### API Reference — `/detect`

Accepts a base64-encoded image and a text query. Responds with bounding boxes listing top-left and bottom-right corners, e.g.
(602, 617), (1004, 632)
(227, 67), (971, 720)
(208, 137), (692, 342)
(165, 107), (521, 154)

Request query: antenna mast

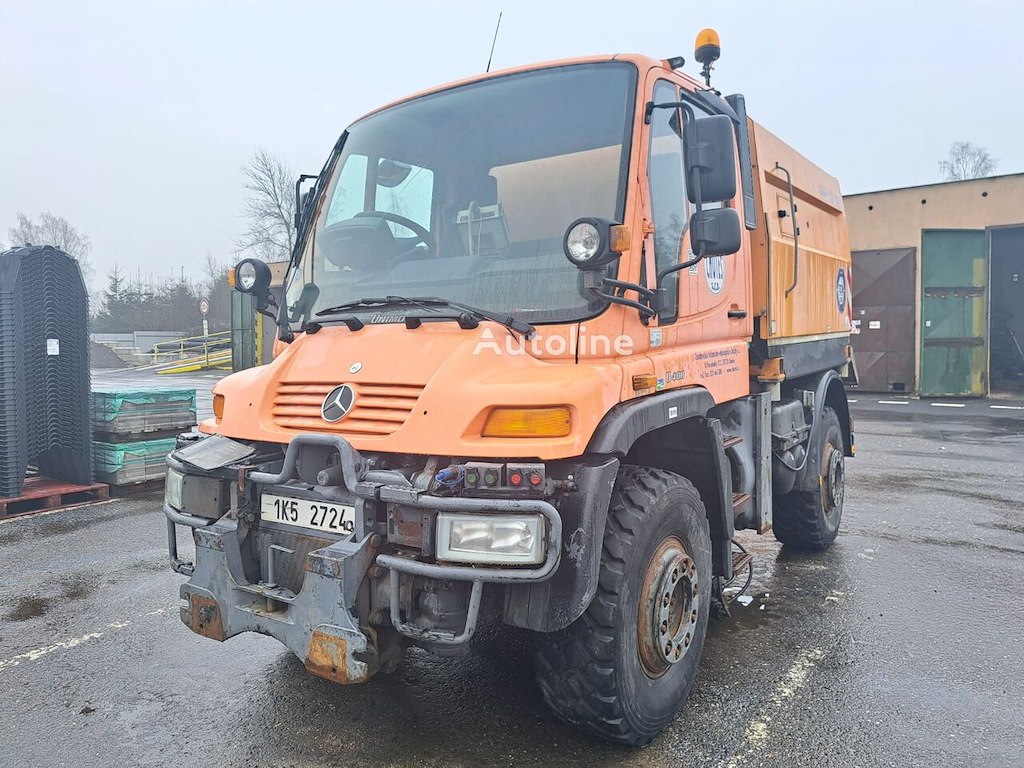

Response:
(486, 12), (503, 73)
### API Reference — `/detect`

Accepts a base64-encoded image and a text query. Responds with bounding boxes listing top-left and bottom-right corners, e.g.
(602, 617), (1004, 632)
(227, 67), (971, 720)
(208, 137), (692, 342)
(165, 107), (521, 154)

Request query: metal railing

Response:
(150, 331), (232, 371)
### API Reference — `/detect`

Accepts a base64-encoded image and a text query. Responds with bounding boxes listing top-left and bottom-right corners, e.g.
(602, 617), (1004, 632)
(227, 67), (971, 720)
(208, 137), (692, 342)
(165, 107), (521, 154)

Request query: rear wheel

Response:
(773, 406), (845, 550)
(533, 466), (712, 746)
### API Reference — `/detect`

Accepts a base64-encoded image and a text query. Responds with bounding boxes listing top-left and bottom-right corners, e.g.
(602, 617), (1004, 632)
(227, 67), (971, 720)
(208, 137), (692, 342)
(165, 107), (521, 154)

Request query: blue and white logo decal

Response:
(704, 255), (725, 295)
(836, 268), (847, 313)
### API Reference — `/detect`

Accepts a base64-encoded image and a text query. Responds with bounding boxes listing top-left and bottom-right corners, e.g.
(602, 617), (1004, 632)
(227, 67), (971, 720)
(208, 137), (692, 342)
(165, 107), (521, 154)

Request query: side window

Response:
(374, 160), (434, 237)
(324, 154), (368, 226)
(647, 83), (720, 322)
(648, 81), (687, 322)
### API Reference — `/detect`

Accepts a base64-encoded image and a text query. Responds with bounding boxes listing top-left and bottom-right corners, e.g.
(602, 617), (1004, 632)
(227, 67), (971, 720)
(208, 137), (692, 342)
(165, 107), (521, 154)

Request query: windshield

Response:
(284, 62), (637, 327)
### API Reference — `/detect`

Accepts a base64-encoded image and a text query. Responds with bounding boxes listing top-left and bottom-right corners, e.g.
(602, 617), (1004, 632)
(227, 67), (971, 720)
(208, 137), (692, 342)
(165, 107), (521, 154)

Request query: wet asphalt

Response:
(1, 395), (1022, 767)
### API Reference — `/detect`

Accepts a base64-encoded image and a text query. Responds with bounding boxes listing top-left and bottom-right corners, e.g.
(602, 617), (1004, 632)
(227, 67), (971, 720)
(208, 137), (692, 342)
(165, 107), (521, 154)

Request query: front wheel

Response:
(533, 466), (712, 746)
(773, 406), (846, 550)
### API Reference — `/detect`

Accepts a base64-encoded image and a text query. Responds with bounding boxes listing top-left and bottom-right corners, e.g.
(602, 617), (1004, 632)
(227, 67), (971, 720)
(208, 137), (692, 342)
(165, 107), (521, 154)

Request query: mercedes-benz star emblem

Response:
(321, 384), (356, 423)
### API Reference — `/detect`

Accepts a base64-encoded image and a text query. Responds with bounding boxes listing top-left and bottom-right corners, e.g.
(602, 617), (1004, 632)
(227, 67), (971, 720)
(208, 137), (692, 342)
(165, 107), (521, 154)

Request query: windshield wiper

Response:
(317, 295), (534, 337)
(316, 296), (449, 316)
(427, 298), (535, 337)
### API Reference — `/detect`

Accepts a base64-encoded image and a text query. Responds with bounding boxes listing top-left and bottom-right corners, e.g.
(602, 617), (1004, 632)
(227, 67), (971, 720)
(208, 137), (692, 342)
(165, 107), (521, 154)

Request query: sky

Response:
(1, 0), (1021, 289)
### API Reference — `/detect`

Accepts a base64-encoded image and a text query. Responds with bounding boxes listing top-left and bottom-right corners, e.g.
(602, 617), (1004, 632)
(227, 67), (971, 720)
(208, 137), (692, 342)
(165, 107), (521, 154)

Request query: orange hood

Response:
(205, 322), (624, 460)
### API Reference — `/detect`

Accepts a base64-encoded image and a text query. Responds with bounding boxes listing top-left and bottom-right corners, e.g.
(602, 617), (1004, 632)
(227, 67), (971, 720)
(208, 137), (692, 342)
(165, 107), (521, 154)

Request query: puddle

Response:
(5, 595), (53, 621)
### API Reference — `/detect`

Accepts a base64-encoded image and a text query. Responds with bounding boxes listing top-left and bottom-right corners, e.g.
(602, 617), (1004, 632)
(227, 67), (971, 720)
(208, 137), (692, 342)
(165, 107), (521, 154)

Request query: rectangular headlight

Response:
(435, 513), (545, 565)
(165, 468), (184, 510)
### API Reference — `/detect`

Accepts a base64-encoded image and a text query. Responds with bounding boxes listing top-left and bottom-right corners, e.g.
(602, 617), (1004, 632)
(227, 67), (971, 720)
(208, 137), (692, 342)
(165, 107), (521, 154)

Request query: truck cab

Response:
(165, 40), (853, 746)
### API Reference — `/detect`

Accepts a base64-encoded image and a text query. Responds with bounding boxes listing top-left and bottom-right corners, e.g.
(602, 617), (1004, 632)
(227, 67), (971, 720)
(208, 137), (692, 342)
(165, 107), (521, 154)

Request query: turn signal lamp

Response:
(213, 394), (225, 420)
(609, 225), (631, 254)
(482, 407), (571, 438)
(632, 374), (658, 391)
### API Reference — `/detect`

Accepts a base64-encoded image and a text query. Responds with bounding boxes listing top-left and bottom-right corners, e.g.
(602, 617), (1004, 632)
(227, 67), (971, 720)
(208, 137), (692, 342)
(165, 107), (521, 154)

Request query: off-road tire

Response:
(533, 466), (712, 746)
(773, 406), (845, 550)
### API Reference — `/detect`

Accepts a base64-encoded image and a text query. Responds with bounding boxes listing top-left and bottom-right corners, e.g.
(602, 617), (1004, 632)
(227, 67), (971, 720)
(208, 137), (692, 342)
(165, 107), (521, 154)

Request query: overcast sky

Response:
(1, 0), (1020, 287)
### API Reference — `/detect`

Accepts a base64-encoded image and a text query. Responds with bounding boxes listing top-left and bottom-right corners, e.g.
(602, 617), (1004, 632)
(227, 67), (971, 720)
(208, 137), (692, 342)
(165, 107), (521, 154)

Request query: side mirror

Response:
(297, 189), (313, 224)
(690, 208), (741, 256)
(684, 113), (737, 204)
(562, 217), (624, 269)
(234, 258), (272, 299)
(288, 282), (320, 324)
(294, 173), (318, 230)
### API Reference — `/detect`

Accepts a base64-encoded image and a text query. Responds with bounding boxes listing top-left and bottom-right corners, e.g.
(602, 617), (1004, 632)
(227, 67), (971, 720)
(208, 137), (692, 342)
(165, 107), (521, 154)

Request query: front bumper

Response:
(164, 433), (563, 680)
(166, 506), (375, 683)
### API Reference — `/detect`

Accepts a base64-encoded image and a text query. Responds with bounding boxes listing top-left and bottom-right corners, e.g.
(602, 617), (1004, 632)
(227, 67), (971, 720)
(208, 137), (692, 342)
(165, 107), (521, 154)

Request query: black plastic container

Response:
(0, 246), (92, 497)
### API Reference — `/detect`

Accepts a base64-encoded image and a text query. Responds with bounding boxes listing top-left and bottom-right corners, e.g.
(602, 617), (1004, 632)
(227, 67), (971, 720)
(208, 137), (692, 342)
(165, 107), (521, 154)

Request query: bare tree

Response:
(236, 148), (296, 262)
(7, 211), (94, 284)
(939, 141), (998, 181)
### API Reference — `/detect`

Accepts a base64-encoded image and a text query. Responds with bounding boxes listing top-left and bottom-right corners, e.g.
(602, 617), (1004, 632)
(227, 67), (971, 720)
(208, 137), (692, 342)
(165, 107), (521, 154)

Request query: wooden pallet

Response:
(108, 477), (166, 498)
(0, 477), (110, 518)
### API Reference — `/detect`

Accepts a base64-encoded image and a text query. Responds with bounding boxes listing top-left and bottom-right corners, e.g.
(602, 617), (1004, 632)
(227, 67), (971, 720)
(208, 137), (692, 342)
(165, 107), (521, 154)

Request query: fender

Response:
(586, 386), (716, 455)
(585, 386), (734, 578)
(789, 370), (852, 492)
(503, 456), (619, 632)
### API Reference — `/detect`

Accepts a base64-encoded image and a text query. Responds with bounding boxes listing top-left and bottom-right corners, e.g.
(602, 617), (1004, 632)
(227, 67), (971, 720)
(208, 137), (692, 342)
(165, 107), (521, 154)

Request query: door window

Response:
(647, 81), (688, 322)
(647, 82), (718, 322)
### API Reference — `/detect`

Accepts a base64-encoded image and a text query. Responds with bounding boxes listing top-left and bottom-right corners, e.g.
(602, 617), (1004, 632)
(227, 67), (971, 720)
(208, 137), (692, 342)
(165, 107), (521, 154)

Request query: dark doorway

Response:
(850, 247), (916, 392)
(989, 226), (1024, 394)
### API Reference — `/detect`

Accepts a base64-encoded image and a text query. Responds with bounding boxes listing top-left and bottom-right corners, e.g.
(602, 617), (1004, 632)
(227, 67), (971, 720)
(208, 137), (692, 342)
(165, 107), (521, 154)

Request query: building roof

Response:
(845, 172), (1024, 198)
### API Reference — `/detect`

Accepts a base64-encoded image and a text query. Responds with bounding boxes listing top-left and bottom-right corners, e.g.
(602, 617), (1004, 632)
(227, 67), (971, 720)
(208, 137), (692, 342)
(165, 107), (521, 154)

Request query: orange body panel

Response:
(210, 54), (845, 460)
(748, 123), (852, 343)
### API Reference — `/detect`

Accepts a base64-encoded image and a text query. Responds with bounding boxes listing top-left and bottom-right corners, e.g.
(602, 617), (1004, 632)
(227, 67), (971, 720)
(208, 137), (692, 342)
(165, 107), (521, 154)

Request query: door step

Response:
(732, 491), (752, 520)
(731, 550), (753, 577)
(723, 434), (744, 450)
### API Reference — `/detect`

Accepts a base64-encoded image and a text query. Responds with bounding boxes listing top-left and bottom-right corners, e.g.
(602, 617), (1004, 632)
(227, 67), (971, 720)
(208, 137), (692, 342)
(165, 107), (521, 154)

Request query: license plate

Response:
(260, 493), (355, 536)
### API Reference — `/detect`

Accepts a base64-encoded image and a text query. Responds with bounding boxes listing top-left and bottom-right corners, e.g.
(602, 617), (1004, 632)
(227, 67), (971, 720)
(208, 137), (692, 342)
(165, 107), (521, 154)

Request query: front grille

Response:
(271, 381), (424, 437)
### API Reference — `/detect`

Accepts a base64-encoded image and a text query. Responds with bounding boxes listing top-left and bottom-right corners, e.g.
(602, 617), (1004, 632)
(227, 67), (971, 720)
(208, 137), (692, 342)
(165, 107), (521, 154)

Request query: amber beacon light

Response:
(694, 28), (721, 86)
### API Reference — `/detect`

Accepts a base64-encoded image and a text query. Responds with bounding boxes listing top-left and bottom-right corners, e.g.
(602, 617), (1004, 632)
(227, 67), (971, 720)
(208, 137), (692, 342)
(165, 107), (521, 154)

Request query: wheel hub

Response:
(638, 536), (700, 677)
(824, 445), (844, 509)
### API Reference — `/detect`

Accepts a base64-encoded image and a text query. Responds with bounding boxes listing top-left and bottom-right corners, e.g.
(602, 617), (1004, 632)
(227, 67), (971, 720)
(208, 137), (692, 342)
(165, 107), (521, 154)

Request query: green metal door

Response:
(920, 230), (988, 396)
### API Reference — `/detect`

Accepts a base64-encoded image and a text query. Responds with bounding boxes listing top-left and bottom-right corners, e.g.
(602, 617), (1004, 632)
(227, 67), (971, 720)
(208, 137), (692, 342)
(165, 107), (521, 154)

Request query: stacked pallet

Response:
(0, 246), (92, 499)
(91, 389), (197, 486)
(0, 249), (28, 498)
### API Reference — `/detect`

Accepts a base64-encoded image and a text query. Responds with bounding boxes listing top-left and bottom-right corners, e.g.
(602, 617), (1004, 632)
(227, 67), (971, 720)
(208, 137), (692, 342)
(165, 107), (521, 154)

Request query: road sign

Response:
(199, 297), (210, 316)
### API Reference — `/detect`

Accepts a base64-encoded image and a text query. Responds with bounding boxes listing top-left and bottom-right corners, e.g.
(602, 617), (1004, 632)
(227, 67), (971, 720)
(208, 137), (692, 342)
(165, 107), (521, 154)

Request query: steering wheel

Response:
(353, 211), (433, 254)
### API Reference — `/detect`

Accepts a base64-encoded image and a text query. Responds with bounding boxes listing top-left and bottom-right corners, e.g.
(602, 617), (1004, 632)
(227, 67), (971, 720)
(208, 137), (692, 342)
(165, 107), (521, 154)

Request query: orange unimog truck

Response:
(164, 31), (854, 745)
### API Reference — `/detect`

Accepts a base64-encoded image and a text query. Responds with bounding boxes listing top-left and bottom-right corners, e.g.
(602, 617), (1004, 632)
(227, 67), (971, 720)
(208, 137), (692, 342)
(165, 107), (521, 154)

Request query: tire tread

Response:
(534, 465), (709, 745)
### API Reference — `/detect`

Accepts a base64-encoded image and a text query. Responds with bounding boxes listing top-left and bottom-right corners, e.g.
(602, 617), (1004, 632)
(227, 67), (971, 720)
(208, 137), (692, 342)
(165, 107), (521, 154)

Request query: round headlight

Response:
(566, 221), (602, 263)
(237, 261), (257, 291)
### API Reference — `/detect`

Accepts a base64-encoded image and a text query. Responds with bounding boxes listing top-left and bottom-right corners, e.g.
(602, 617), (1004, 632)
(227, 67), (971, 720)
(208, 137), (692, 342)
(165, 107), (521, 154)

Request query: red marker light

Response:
(529, 472), (542, 487)
(509, 471), (523, 486)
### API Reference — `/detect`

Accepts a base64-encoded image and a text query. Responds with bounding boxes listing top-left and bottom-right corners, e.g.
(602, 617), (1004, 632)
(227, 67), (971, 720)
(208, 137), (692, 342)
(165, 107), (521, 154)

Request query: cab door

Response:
(645, 79), (749, 350)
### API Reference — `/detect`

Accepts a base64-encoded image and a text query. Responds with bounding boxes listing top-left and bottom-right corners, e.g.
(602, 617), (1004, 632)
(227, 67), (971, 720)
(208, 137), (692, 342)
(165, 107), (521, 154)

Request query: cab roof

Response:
(353, 53), (698, 125)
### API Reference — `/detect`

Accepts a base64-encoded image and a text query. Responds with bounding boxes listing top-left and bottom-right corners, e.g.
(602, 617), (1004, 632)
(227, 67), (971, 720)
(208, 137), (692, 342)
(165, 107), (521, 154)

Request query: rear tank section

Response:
(747, 121), (854, 383)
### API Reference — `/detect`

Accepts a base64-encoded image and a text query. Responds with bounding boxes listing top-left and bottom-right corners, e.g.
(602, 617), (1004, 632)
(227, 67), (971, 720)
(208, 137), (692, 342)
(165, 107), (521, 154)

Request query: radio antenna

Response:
(486, 12), (503, 73)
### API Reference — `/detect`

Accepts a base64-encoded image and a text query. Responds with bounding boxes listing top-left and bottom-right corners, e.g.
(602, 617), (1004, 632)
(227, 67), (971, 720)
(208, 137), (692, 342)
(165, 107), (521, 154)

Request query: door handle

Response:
(728, 309), (748, 319)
